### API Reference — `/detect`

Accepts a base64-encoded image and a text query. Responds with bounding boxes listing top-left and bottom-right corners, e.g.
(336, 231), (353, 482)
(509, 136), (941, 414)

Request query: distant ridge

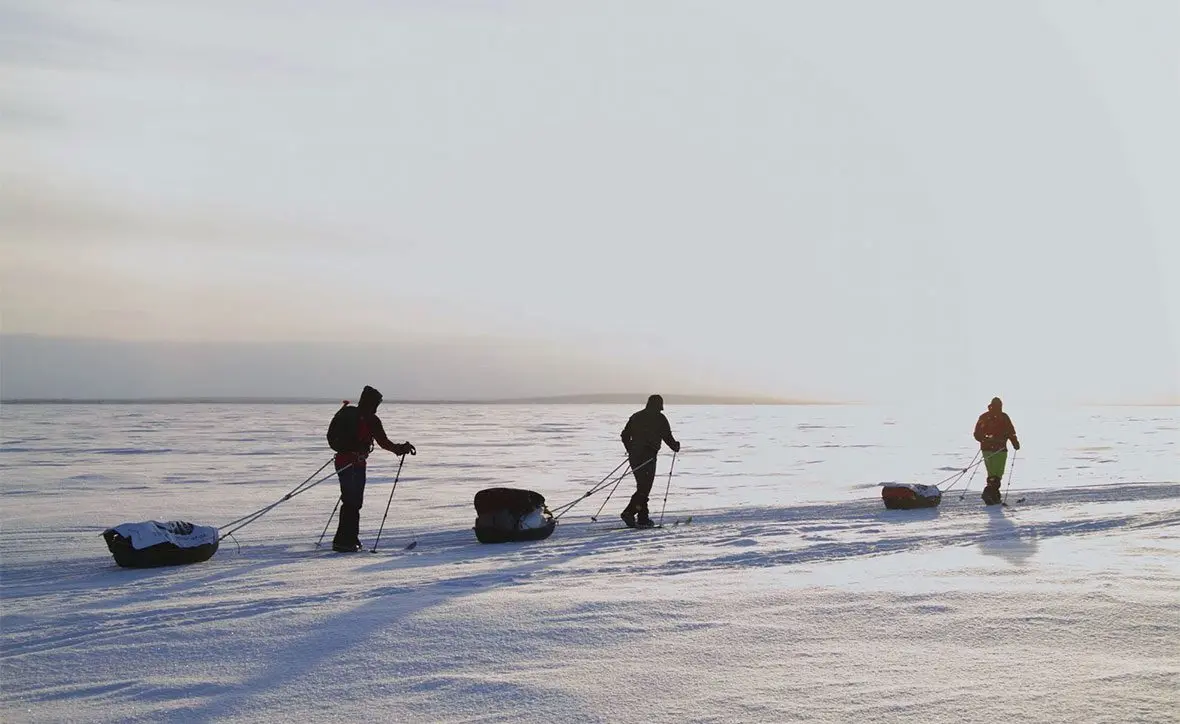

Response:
(2, 393), (839, 405)
(480, 393), (835, 405)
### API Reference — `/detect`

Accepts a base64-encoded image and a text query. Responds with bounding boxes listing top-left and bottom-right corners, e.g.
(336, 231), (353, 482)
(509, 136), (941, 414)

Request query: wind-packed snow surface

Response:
(2, 404), (1178, 723)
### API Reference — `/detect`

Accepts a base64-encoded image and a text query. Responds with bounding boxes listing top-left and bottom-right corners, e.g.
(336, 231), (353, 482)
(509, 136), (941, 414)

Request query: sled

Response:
(102, 520), (219, 568)
(881, 483), (942, 510)
(472, 487), (557, 544)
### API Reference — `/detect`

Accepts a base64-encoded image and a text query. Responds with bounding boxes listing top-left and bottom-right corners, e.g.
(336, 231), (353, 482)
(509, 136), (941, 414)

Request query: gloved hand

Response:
(670, 440), (681, 453)
(1012, 440), (1021, 451)
(393, 442), (416, 456)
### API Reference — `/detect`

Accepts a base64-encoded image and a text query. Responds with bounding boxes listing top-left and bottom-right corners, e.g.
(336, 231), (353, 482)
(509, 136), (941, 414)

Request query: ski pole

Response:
(371, 454), (407, 553)
(938, 451), (980, 493)
(958, 453), (983, 500)
(958, 465), (980, 500)
(589, 457), (654, 522)
(589, 471), (629, 522)
(1002, 450), (1017, 505)
(656, 450), (678, 527)
(315, 498), (342, 548)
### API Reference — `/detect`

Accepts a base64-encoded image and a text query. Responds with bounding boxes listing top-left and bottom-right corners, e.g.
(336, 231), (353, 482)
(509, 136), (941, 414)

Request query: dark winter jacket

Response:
(621, 407), (680, 456)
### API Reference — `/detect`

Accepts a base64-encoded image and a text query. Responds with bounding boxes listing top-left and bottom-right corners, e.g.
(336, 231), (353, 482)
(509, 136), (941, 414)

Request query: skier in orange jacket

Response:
(974, 397), (1020, 505)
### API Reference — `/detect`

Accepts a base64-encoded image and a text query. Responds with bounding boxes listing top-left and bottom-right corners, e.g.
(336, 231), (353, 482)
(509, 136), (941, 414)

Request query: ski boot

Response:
(981, 477), (1002, 506)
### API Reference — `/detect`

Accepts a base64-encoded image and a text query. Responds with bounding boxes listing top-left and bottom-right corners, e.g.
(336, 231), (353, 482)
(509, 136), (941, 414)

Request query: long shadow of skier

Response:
(976, 505), (1038, 566)
(174, 533), (611, 721)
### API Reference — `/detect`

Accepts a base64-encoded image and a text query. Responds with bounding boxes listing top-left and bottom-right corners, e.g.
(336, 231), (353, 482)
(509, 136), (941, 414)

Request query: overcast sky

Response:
(2, 1), (1177, 403)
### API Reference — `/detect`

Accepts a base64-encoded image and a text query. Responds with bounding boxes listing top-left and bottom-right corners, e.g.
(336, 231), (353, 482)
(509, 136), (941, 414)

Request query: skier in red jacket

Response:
(326, 386), (415, 551)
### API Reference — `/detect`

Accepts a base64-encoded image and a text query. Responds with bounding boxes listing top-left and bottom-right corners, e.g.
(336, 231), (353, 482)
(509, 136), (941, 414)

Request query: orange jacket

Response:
(974, 410), (1018, 452)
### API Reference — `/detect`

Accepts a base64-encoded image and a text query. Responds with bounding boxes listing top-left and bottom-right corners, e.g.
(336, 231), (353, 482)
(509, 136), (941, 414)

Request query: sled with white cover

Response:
(881, 483), (942, 510)
(102, 520), (220, 568)
(473, 487), (556, 544)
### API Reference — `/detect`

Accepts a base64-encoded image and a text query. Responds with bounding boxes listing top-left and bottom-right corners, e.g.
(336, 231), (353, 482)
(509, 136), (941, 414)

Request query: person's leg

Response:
(981, 450), (1006, 505)
(983, 449), (1008, 480)
(622, 453), (655, 524)
(634, 463), (657, 525)
(977, 452), (1005, 504)
(333, 464), (366, 550)
(349, 465), (367, 546)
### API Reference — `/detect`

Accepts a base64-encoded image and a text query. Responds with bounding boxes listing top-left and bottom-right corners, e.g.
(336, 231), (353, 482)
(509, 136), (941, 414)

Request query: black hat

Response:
(358, 385), (383, 411)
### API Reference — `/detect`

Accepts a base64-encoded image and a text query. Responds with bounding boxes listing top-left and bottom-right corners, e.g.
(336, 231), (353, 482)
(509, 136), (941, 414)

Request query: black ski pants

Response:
(623, 452), (657, 518)
(333, 464), (367, 547)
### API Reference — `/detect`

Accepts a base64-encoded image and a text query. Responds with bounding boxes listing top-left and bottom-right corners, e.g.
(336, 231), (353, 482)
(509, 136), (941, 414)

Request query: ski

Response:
(369, 541), (417, 552)
(610, 516), (692, 531)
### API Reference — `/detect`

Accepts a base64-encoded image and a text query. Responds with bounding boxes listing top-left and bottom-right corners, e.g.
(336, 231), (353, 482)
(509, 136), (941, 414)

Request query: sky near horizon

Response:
(2, 1), (1178, 404)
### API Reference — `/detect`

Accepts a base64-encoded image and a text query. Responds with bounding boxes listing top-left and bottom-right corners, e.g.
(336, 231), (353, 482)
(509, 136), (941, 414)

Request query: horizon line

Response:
(3, 396), (1176, 407)
(0, 393), (849, 406)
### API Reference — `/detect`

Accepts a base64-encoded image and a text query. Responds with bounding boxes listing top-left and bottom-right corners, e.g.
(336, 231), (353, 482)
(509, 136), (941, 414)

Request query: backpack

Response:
(326, 404), (367, 453)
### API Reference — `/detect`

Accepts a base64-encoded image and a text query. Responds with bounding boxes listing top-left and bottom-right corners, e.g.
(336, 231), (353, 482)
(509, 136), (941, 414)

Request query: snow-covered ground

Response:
(2, 403), (1178, 723)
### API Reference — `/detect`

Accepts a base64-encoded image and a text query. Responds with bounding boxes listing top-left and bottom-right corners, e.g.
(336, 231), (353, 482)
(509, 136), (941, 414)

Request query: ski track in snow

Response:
(1, 404), (1178, 723)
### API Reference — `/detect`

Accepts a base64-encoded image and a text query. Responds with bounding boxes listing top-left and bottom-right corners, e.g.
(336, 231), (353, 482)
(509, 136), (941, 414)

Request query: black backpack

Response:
(326, 404), (368, 453)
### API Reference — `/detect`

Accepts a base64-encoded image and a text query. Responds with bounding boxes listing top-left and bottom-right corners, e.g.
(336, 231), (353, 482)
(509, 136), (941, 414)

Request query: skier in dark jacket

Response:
(974, 397), (1020, 505)
(327, 385), (415, 552)
(620, 394), (681, 528)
